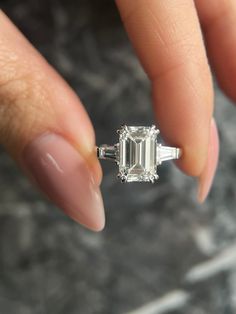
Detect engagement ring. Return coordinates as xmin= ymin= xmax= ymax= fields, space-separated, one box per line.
xmin=97 ymin=125 xmax=181 ymax=183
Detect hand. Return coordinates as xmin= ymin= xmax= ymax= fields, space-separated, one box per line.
xmin=117 ymin=0 xmax=226 ymax=202
xmin=0 ymin=0 xmax=231 ymax=231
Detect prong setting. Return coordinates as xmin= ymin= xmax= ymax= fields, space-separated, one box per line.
xmin=97 ymin=125 xmax=181 ymax=183
xmin=117 ymin=125 xmax=129 ymax=140
xmin=117 ymin=171 xmax=128 ymax=183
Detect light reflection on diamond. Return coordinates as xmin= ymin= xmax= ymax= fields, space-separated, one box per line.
xmin=119 ymin=126 xmax=158 ymax=182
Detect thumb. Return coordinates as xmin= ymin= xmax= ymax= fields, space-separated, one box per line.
xmin=0 ymin=11 xmax=105 ymax=231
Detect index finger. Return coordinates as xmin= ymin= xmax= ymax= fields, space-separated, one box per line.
xmin=116 ymin=0 xmax=213 ymax=177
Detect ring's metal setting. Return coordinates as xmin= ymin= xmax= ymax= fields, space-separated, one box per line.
xmin=97 ymin=125 xmax=181 ymax=183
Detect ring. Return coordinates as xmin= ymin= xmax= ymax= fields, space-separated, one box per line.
xmin=97 ymin=125 xmax=181 ymax=183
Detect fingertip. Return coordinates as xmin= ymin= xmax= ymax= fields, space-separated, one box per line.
xmin=197 ymin=118 xmax=219 ymax=203
xmin=174 ymin=143 xmax=208 ymax=178
xmin=71 ymin=197 xmax=105 ymax=232
xmin=89 ymin=213 xmax=106 ymax=232
xmin=153 ymin=79 xmax=212 ymax=179
xmin=83 ymin=189 xmax=106 ymax=232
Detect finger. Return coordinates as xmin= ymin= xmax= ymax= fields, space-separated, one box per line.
xmin=116 ymin=0 xmax=214 ymax=177
xmin=0 ymin=11 xmax=104 ymax=231
xmin=195 ymin=0 xmax=236 ymax=101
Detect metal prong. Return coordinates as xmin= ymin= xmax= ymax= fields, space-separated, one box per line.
xmin=121 ymin=176 xmax=127 ymax=183
xmin=150 ymin=176 xmax=155 ymax=184
xmin=151 ymin=125 xmax=160 ymax=135
xmin=117 ymin=125 xmax=128 ymax=135
xmin=150 ymin=174 xmax=159 ymax=183
xmin=117 ymin=172 xmax=127 ymax=183
xmin=155 ymin=174 xmax=159 ymax=181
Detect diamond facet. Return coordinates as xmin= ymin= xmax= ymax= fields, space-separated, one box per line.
xmin=118 ymin=126 xmax=158 ymax=182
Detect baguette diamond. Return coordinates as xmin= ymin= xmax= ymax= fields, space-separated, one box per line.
xmin=97 ymin=125 xmax=181 ymax=183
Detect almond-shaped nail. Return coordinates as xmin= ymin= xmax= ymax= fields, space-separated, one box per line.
xmin=22 ymin=133 xmax=105 ymax=231
xmin=197 ymin=118 xmax=219 ymax=203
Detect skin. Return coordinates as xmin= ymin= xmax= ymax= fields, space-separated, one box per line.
xmin=0 ymin=0 xmax=234 ymax=230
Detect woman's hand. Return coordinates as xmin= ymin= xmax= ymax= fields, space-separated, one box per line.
xmin=116 ymin=0 xmax=223 ymax=203
xmin=1 ymin=0 xmax=234 ymax=230
xmin=0 ymin=11 xmax=103 ymax=231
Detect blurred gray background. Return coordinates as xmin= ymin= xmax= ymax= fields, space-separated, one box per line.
xmin=0 ymin=1 xmax=236 ymax=313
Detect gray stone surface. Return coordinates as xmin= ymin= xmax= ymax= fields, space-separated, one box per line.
xmin=0 ymin=1 xmax=236 ymax=313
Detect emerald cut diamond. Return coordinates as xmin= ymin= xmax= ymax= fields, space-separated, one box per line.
xmin=97 ymin=125 xmax=181 ymax=183
xmin=118 ymin=126 xmax=159 ymax=183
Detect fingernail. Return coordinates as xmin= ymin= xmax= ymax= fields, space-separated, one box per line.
xmin=197 ymin=118 xmax=219 ymax=203
xmin=22 ymin=133 xmax=105 ymax=231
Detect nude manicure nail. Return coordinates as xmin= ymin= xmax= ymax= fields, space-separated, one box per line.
xmin=23 ymin=133 xmax=105 ymax=231
xmin=197 ymin=118 xmax=219 ymax=203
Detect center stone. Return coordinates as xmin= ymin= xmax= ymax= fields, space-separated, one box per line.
xmin=118 ymin=126 xmax=158 ymax=182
